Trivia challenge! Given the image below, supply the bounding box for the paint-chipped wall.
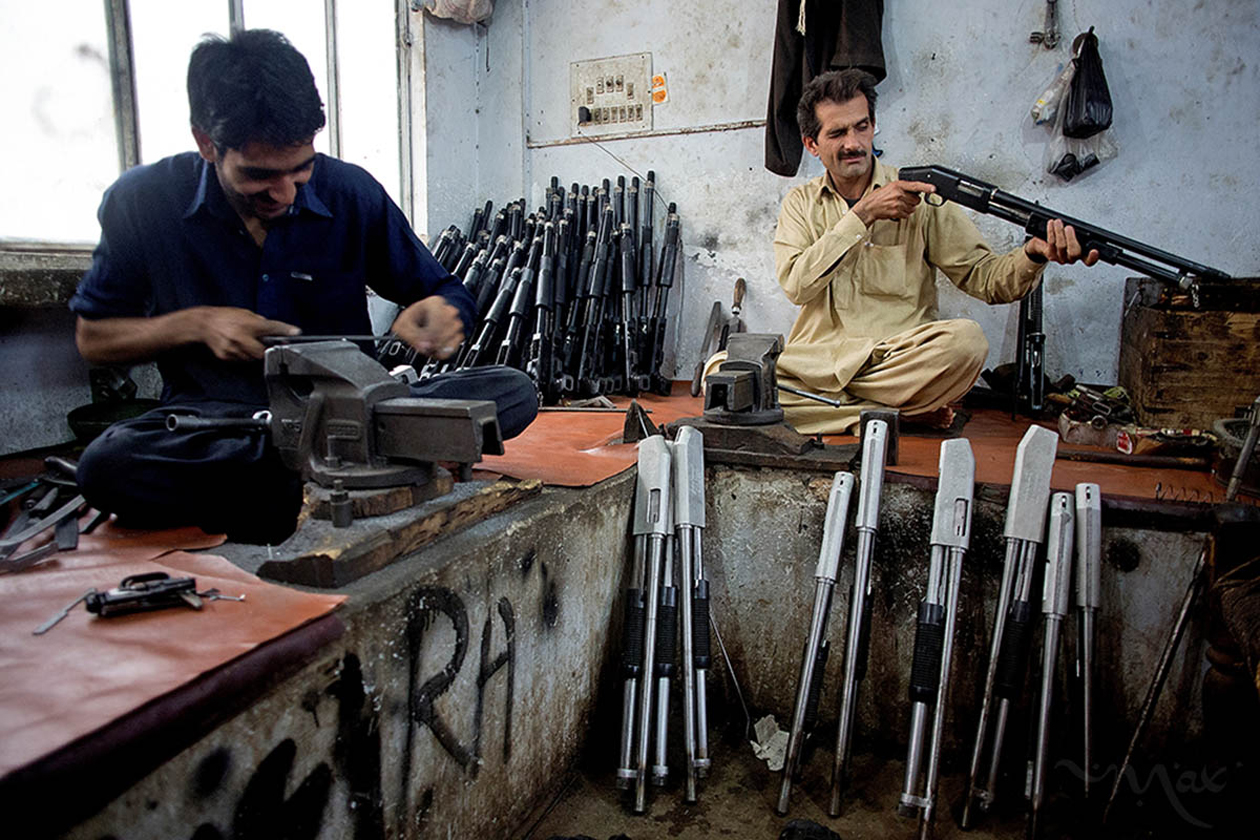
[481,0,1260,387]
[702,467,1209,770]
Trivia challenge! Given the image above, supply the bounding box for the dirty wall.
[427,0,1260,388]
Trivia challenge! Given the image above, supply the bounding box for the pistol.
[85,573,203,616]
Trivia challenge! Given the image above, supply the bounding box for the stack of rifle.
[400,173,682,404]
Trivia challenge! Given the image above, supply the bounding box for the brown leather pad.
[0,522,345,778]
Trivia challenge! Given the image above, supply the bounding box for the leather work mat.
[477,388,706,486]
[0,522,345,783]
[478,389,1236,507]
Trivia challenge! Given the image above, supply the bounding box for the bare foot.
[908,405,955,430]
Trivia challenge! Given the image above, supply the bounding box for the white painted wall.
[442,0,1260,386]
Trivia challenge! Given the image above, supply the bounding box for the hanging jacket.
[765,0,886,177]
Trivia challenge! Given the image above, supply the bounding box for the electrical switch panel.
[570,53,652,137]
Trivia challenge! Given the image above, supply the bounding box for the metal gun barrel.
[962,425,1057,829]
[829,419,888,816]
[672,427,707,801]
[1073,483,1101,799]
[633,437,672,813]
[898,439,975,836]
[1030,493,1074,838]
[777,471,856,815]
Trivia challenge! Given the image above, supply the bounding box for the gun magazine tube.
[980,540,1040,814]
[962,537,1023,829]
[1079,610,1096,799]
[691,529,712,775]
[651,542,677,788]
[677,525,699,802]
[634,533,667,813]
[899,546,947,816]
[830,527,876,816]
[921,546,966,840]
[1030,615,1063,834]
[617,676,639,789]
[777,581,837,815]
[617,537,647,788]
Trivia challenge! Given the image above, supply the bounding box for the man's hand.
[850,180,936,226]
[391,297,465,360]
[75,306,299,366]
[1024,219,1102,266]
[196,307,301,361]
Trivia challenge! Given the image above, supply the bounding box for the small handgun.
[85,572,203,616]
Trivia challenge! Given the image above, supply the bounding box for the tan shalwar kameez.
[710,160,1048,433]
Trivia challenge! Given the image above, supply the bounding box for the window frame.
[0,0,421,296]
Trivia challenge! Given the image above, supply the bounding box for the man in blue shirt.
[70,29,536,543]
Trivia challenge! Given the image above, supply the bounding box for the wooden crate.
[1118,276,1260,430]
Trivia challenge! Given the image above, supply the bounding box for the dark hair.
[187,29,325,151]
[796,69,879,141]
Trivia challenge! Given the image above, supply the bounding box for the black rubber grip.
[803,641,831,729]
[655,587,678,676]
[692,580,711,668]
[620,591,643,677]
[994,600,1034,699]
[854,596,874,681]
[909,603,946,703]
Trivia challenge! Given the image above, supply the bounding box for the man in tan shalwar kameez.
[710,69,1098,433]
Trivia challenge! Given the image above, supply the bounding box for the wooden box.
[1118,276,1260,430]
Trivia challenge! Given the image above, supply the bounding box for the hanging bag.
[1063,27,1112,138]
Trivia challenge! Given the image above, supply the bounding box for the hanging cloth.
[765,0,886,177]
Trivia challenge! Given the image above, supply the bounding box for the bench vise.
[264,341,504,489]
[703,333,785,425]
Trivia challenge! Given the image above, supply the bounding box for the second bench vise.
[265,341,504,489]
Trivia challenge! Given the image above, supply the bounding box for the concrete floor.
[521,738,1037,840]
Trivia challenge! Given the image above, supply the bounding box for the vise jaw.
[703,333,786,425]
[264,341,504,489]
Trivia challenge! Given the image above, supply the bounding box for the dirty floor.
[521,737,1043,840]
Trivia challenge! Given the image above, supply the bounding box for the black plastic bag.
[1063,27,1112,139]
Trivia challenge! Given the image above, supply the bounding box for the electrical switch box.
[570,53,652,137]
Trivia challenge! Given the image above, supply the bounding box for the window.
[2,0,410,250]
[0,1,118,244]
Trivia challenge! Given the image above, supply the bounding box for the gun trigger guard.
[119,572,172,589]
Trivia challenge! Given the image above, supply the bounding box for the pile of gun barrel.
[779,425,1100,839]
[389,173,681,403]
[621,423,1104,839]
[620,428,712,813]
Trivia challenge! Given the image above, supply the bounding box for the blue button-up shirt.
[70,152,475,405]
